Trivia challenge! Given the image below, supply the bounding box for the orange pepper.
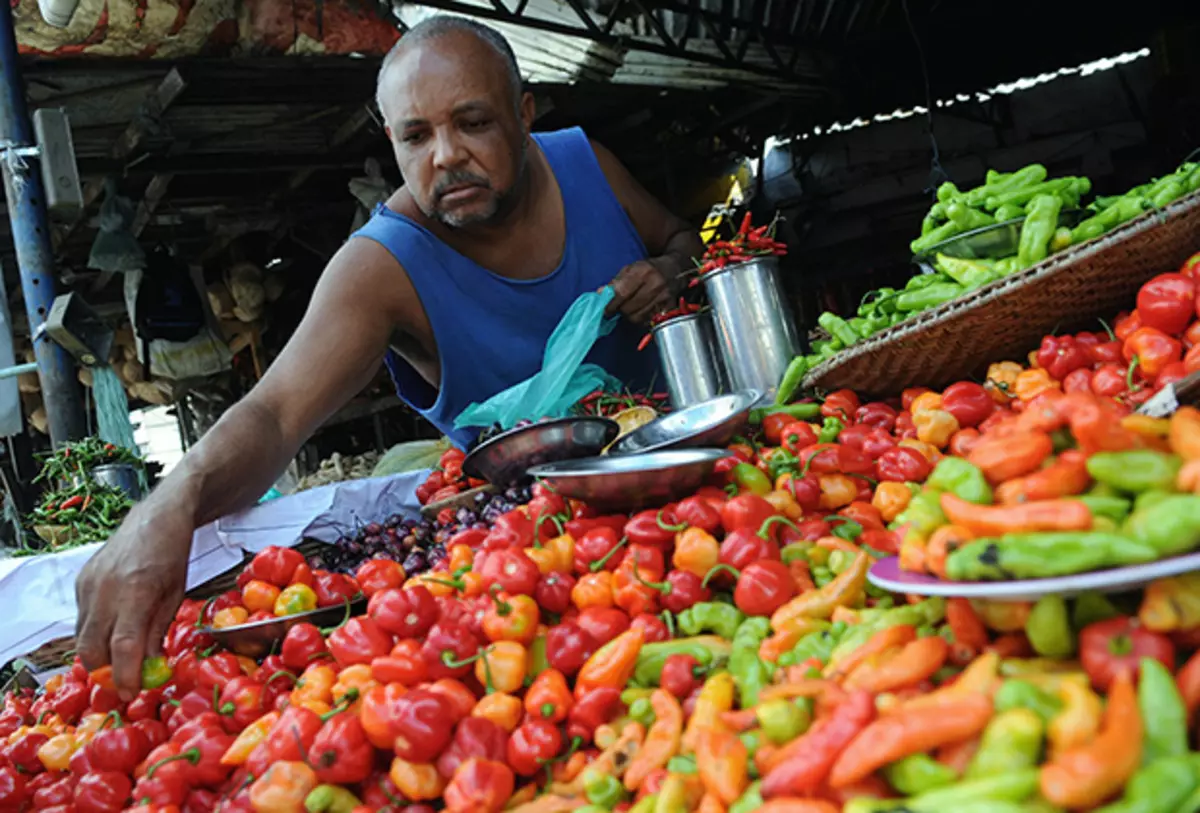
[914,409,960,449]
[909,392,943,414]
[43,674,64,694]
[672,527,720,578]
[897,528,928,574]
[949,427,982,457]
[894,651,1000,715]
[898,439,942,464]
[1169,406,1200,460]
[826,625,917,679]
[695,727,749,804]
[89,666,115,691]
[925,524,974,580]
[291,663,336,707]
[524,669,573,724]
[623,689,683,791]
[447,544,473,574]
[331,664,376,711]
[475,642,527,694]
[75,713,106,739]
[221,711,279,766]
[213,607,249,629]
[248,761,319,813]
[970,599,1031,633]
[994,450,1091,504]
[817,474,857,510]
[871,482,913,523]
[984,361,1022,404]
[472,692,524,732]
[1014,368,1060,402]
[967,431,1054,484]
[945,597,989,658]
[427,679,477,722]
[571,572,614,610]
[1179,459,1200,494]
[761,618,825,665]
[843,636,948,694]
[940,492,1092,536]
[388,757,446,802]
[576,627,644,699]
[360,684,408,749]
[413,570,457,598]
[242,580,281,614]
[764,489,802,521]
[236,656,258,675]
[36,732,78,772]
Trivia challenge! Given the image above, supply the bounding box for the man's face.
[379,33,532,229]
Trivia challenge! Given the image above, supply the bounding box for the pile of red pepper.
[636,300,704,352]
[690,212,787,284]
[573,390,670,419]
[415,448,482,506]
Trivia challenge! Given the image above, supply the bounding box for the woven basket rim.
[803,189,1200,391]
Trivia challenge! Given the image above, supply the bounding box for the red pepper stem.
[701,563,741,588]
[441,649,483,669]
[146,748,201,779]
[589,537,629,573]
[319,689,359,720]
[196,596,217,629]
[655,511,686,533]
[631,560,671,595]
[490,592,513,616]
[318,597,355,635]
[660,610,676,638]
[757,515,801,540]
[265,670,299,686]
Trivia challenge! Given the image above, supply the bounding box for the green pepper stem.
[701,563,741,588]
[660,610,676,639]
[1097,317,1116,341]
[441,649,483,669]
[318,598,355,635]
[589,537,628,572]
[147,748,200,778]
[319,689,359,720]
[631,560,671,595]
[655,510,686,533]
[1125,355,1141,393]
[757,515,801,540]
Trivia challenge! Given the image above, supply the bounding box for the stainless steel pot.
[651,311,725,408]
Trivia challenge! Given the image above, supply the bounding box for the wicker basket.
[804,190,1200,396]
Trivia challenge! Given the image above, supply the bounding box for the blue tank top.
[352,127,662,449]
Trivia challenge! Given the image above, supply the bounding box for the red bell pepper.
[854,402,897,431]
[87,712,151,774]
[576,607,631,646]
[195,652,242,694]
[312,571,360,608]
[720,494,775,534]
[1036,335,1091,381]
[371,638,428,686]
[311,713,373,784]
[443,758,514,813]
[436,718,509,780]
[8,731,48,773]
[32,776,74,809]
[74,772,132,813]
[660,654,703,699]
[630,612,670,644]
[940,381,995,428]
[244,546,305,588]
[732,560,796,617]
[369,585,438,638]
[1137,272,1196,336]
[545,622,596,676]
[821,389,860,422]
[245,706,322,777]
[280,623,328,672]
[354,560,405,598]
[421,622,482,680]
[477,548,540,595]
[564,515,626,541]
[780,422,819,456]
[0,766,25,810]
[327,617,394,668]
[506,719,563,777]
[391,688,454,762]
[215,676,266,733]
[1077,331,1122,364]
[1124,326,1183,380]
[485,510,535,550]
[624,509,679,548]
[1091,363,1129,397]
[714,528,781,587]
[673,496,722,534]
[875,446,932,483]
[534,572,575,614]
[761,412,795,446]
[1079,617,1175,691]
[784,474,822,513]
[1062,367,1093,394]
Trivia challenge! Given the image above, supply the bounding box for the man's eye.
[462,119,489,131]
[401,132,425,144]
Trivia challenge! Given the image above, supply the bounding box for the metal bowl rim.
[700,255,781,281]
[649,309,712,334]
[609,390,761,456]
[200,597,366,637]
[463,416,621,480]
[528,447,733,477]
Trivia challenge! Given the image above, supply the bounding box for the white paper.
[0,470,430,666]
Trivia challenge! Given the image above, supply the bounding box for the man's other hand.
[606,258,679,324]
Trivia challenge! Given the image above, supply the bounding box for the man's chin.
[435,203,499,229]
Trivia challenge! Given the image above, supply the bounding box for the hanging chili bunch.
[689,211,788,287]
[636,299,705,352]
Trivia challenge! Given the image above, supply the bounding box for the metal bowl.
[462,417,620,486]
[609,390,761,456]
[914,209,1085,263]
[202,598,366,659]
[527,448,733,512]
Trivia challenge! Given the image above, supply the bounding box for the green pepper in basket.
[1137,657,1188,764]
[961,164,1048,207]
[1025,595,1074,658]
[882,753,956,795]
[945,202,996,231]
[934,254,997,289]
[985,176,1089,211]
[1087,450,1182,494]
[946,532,1158,581]
[774,357,809,405]
[936,181,961,204]
[994,678,1061,725]
[1017,193,1063,268]
[632,637,732,686]
[677,602,744,640]
[141,656,173,690]
[752,402,822,424]
[926,458,992,505]
[895,282,965,312]
[965,708,1044,779]
[994,202,1025,221]
[818,312,862,348]
[1125,495,1200,558]
[910,222,963,255]
[1070,196,1145,243]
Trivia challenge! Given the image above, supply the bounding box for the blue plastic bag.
[454,288,623,430]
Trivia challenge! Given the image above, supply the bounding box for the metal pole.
[0,1,86,446]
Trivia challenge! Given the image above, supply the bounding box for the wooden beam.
[277,106,374,195]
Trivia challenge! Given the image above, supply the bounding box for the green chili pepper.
[1151,179,1185,208]
[632,636,732,687]
[1070,196,1144,243]
[1072,494,1131,522]
[141,656,173,690]
[818,417,844,444]
[911,221,964,255]
[1087,450,1183,494]
[946,532,1158,581]
[729,617,774,707]
[756,696,811,744]
[751,402,822,424]
[892,489,947,535]
[738,729,762,762]
[527,635,549,676]
[677,602,745,640]
[818,312,862,348]
[1017,193,1063,268]
[1094,755,1197,813]
[936,181,961,204]
[778,628,841,667]
[304,785,361,813]
[994,679,1062,725]
[728,781,763,813]
[994,203,1025,221]
[583,770,627,808]
[1137,657,1188,764]
[830,599,945,664]
[926,458,993,505]
[882,753,956,795]
[666,755,696,774]
[984,176,1088,210]
[731,462,772,496]
[1025,596,1074,658]
[621,687,654,705]
[895,282,966,312]
[774,358,810,406]
[964,164,1049,205]
[628,697,655,726]
[1071,592,1121,631]
[628,794,657,813]
[945,202,996,231]
[934,254,996,289]
[1124,495,1200,558]
[905,769,1041,810]
[965,708,1044,779]
[1132,489,1173,514]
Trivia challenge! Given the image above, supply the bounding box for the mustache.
[434,172,491,200]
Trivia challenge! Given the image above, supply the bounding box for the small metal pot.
[90,463,145,500]
[651,311,726,408]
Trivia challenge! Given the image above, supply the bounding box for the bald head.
[376,16,523,119]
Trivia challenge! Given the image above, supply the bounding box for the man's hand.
[606,258,681,324]
[75,502,193,700]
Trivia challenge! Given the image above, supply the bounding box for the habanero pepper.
[624,509,679,548]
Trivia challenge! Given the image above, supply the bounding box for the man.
[75,16,703,698]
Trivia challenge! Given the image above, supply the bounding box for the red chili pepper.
[311,713,373,784]
[421,622,481,680]
[940,382,995,428]
[75,772,133,813]
[546,623,596,677]
[535,572,576,615]
[572,527,628,575]
[660,654,704,699]
[391,688,454,762]
[732,560,796,617]
[673,497,721,535]
[875,446,933,483]
[761,690,876,797]
[353,560,406,598]
[195,653,241,695]
[821,390,860,421]
[1123,326,1183,380]
[720,494,776,535]
[624,509,679,548]
[713,528,781,588]
[1078,617,1175,691]
[565,515,627,540]
[637,333,652,352]
[215,676,266,733]
[1036,335,1091,381]
[507,719,564,777]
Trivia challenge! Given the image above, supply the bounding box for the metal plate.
[202,598,366,659]
[868,554,1200,602]
[462,417,620,486]
[914,210,1085,264]
[609,390,761,456]
[528,448,732,512]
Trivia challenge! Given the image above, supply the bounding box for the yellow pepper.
[910,391,944,414]
[388,756,446,802]
[1169,406,1200,460]
[331,664,376,711]
[1139,572,1200,631]
[817,473,857,510]
[898,439,942,464]
[249,761,319,813]
[872,481,913,523]
[970,600,1031,633]
[527,534,574,575]
[213,607,249,629]
[1014,368,1059,402]
[37,732,78,772]
[770,552,869,628]
[984,361,1023,403]
[673,528,720,579]
[222,711,280,766]
[1036,673,1102,756]
[682,673,735,752]
[897,527,928,574]
[274,584,318,617]
[304,785,361,813]
[914,409,960,449]
[763,489,801,520]
[291,663,336,707]
[1120,414,1171,439]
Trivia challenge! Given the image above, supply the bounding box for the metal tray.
[528,448,732,512]
[915,209,1085,263]
[608,390,760,456]
[462,417,619,486]
[202,598,367,658]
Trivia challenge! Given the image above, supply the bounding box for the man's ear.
[520,91,536,134]
[384,125,393,141]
